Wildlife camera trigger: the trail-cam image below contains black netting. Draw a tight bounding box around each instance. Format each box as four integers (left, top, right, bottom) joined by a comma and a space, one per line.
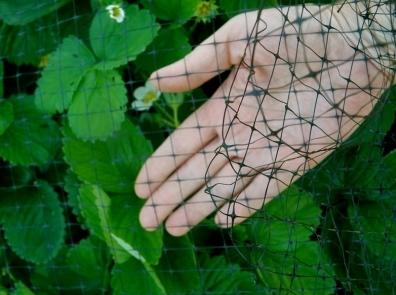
0, 0, 394, 294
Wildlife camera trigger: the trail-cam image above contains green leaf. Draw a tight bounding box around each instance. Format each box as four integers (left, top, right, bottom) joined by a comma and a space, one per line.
201, 255, 255, 294
0, 2, 92, 66
0, 60, 3, 97
343, 144, 382, 188
79, 184, 130, 264
135, 27, 191, 75
0, 95, 60, 166
79, 185, 163, 265
32, 237, 110, 294
111, 235, 166, 294
0, 165, 34, 188
35, 36, 96, 114
248, 185, 321, 252
78, 186, 101, 236
257, 242, 335, 295
68, 69, 127, 141
90, 5, 159, 69
0, 0, 70, 25
382, 150, 396, 185
90, 0, 123, 10
12, 282, 35, 295
345, 85, 396, 146
66, 236, 110, 291
140, 0, 200, 22
155, 234, 200, 294
64, 170, 82, 218
348, 200, 396, 260
0, 100, 13, 135
296, 145, 347, 200
63, 119, 152, 193
0, 181, 65, 264
111, 259, 166, 295
351, 149, 396, 201
110, 194, 163, 265
220, 0, 278, 17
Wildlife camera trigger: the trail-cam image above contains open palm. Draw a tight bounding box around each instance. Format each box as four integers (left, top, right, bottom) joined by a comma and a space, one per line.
135, 4, 392, 236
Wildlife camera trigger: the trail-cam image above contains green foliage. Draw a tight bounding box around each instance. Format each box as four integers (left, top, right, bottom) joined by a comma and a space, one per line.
110, 194, 163, 265
79, 185, 163, 265
0, 2, 92, 66
0, 0, 70, 25
0, 181, 65, 264
12, 282, 35, 295
68, 69, 127, 140
248, 186, 321, 252
140, 0, 200, 23
35, 34, 129, 140
220, 0, 277, 16
0, 0, 394, 294
201, 255, 256, 293
64, 170, 82, 218
35, 36, 96, 114
111, 259, 166, 295
0, 165, 34, 188
90, 5, 160, 69
135, 27, 191, 75
65, 237, 110, 291
36, 4, 158, 140
257, 242, 335, 295
63, 120, 152, 193
348, 199, 396, 260
0, 60, 3, 97
32, 237, 110, 294
245, 186, 336, 294
0, 100, 13, 135
0, 95, 60, 166
155, 234, 200, 293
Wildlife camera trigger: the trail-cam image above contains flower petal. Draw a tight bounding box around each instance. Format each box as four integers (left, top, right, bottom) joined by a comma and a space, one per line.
133, 87, 147, 100
132, 100, 152, 111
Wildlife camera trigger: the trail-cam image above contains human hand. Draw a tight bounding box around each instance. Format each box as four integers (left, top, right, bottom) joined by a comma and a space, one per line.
135, 3, 392, 236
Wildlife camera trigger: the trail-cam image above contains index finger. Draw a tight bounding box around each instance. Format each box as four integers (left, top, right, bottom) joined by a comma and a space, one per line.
149, 13, 249, 93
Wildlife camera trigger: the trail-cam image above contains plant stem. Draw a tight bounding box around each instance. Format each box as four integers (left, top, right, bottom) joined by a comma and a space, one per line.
155, 104, 174, 122
155, 103, 177, 128
172, 106, 180, 127
256, 267, 266, 286
159, 118, 176, 128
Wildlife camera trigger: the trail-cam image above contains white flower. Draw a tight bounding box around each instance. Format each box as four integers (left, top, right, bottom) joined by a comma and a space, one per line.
132, 81, 161, 111
106, 4, 125, 23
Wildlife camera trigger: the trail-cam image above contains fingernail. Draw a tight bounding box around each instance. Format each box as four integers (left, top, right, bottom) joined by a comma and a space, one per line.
139, 208, 158, 231
134, 182, 149, 198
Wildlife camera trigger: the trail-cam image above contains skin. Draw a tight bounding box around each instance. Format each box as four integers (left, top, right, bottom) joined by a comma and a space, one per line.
134, 3, 393, 236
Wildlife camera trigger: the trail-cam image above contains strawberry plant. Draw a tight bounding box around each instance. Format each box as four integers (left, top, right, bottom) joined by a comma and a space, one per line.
0, 0, 395, 294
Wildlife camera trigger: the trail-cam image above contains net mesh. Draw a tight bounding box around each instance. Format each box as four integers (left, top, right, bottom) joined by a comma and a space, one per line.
0, 0, 394, 294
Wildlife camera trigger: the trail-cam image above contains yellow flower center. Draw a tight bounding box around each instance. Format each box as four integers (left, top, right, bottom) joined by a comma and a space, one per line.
195, 0, 217, 23
196, 2, 211, 16
110, 6, 122, 18
143, 91, 157, 103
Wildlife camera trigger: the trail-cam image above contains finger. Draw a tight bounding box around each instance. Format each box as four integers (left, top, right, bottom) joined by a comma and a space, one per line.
134, 98, 222, 198
139, 139, 226, 231
165, 159, 254, 236
149, 17, 246, 92
215, 169, 293, 227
